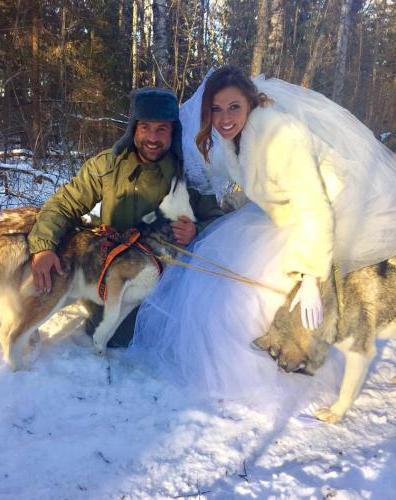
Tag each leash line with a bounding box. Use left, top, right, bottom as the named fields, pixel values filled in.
left=88, top=226, right=287, bottom=296
left=156, top=238, right=287, bottom=295
left=155, top=236, right=254, bottom=280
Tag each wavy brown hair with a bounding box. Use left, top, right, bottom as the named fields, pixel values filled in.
left=196, top=66, right=270, bottom=161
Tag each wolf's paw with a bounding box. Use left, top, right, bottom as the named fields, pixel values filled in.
left=5, top=348, right=28, bottom=372
left=93, top=340, right=106, bottom=356
left=315, top=406, right=344, bottom=424
left=94, top=346, right=106, bottom=357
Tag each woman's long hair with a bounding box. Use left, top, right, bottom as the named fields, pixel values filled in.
left=196, top=66, right=270, bottom=161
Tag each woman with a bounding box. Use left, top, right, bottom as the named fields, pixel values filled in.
left=130, top=66, right=396, bottom=402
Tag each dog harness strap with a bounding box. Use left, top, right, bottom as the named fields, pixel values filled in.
left=97, top=229, right=141, bottom=301
left=134, top=241, right=163, bottom=275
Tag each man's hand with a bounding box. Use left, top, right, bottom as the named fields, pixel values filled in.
left=31, top=250, right=64, bottom=294
left=289, top=274, right=323, bottom=330
left=171, top=215, right=197, bottom=245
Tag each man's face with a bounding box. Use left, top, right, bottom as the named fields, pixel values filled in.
left=134, top=120, right=173, bottom=163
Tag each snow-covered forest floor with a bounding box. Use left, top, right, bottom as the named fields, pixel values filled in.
left=0, top=306, right=395, bottom=500
left=0, top=156, right=395, bottom=499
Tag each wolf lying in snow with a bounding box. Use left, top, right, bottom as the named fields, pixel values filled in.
left=0, top=178, right=194, bottom=371
left=253, top=261, right=396, bottom=423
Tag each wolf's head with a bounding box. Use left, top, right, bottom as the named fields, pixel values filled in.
left=139, top=176, right=195, bottom=259
left=252, top=278, right=338, bottom=375
left=141, top=177, right=196, bottom=226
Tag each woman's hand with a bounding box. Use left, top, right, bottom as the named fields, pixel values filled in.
left=289, top=274, right=323, bottom=330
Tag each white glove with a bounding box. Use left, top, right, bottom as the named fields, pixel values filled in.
left=289, top=274, right=323, bottom=330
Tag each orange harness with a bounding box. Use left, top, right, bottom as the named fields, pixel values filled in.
left=94, top=224, right=162, bottom=302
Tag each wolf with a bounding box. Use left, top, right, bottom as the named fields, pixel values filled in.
left=0, top=178, right=195, bottom=371
left=253, top=261, right=396, bottom=423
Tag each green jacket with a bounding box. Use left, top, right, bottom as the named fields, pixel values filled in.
left=28, top=149, right=223, bottom=254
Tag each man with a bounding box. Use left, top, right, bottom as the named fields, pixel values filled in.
left=28, top=87, right=222, bottom=346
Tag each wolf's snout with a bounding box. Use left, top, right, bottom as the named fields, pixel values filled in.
left=278, top=357, right=291, bottom=371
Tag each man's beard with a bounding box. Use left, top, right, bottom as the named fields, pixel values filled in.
left=134, top=139, right=170, bottom=163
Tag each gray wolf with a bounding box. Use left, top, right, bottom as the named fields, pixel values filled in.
left=253, top=262, right=396, bottom=423
left=0, top=179, right=194, bottom=371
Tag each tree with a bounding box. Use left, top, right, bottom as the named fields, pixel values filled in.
left=251, top=0, right=269, bottom=76
left=332, top=0, right=353, bottom=103
left=152, top=0, right=170, bottom=85
left=300, top=0, right=332, bottom=88
left=30, top=0, right=42, bottom=164
left=267, top=0, right=285, bottom=77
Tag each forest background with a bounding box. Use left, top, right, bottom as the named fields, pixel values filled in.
left=0, top=0, right=395, bottom=190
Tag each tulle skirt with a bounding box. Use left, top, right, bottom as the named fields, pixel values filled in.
left=129, top=203, right=340, bottom=408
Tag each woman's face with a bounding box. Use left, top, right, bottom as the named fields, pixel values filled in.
left=211, top=86, right=250, bottom=141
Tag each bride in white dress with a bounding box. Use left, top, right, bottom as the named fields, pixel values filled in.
left=129, top=66, right=396, bottom=406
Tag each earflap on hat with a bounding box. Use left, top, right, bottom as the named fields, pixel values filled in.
left=112, top=89, right=140, bottom=156
left=171, top=119, right=183, bottom=179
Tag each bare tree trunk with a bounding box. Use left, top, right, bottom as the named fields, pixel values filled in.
left=301, top=33, right=326, bottom=88
left=139, top=0, right=153, bottom=86
left=351, top=18, right=363, bottom=108
left=60, top=4, right=66, bottom=105
left=31, top=0, right=41, bottom=164
left=59, top=3, right=72, bottom=167
left=251, top=0, right=269, bottom=76
left=172, top=0, right=181, bottom=90
left=267, top=0, right=284, bottom=77
left=118, top=0, right=125, bottom=30
left=89, top=29, right=95, bottom=70
left=301, top=0, right=331, bottom=88
left=132, top=0, right=150, bottom=87
left=292, top=2, right=299, bottom=46
left=367, top=2, right=380, bottom=126
left=152, top=0, right=169, bottom=85
left=198, top=0, right=208, bottom=77
left=332, top=0, right=353, bottom=103
left=130, top=0, right=139, bottom=88
left=179, top=2, right=199, bottom=102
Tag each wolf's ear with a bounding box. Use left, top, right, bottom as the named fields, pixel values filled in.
left=158, top=177, right=196, bottom=222
left=142, top=211, right=157, bottom=224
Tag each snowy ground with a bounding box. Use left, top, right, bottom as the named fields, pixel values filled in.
left=0, top=156, right=73, bottom=209
left=0, top=305, right=395, bottom=500
left=1, top=157, right=395, bottom=498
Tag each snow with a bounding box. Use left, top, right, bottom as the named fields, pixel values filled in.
left=1, top=157, right=395, bottom=498
left=0, top=304, right=395, bottom=500
left=0, top=158, right=69, bottom=208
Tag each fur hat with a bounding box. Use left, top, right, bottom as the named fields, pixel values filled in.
left=112, top=88, right=183, bottom=171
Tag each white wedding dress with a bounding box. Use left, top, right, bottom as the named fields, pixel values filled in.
left=130, top=202, right=342, bottom=413
left=129, top=74, right=396, bottom=406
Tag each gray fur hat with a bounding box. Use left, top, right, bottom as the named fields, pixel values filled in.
left=112, top=87, right=183, bottom=172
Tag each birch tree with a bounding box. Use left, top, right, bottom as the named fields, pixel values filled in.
left=251, top=0, right=269, bottom=76
left=267, top=0, right=284, bottom=77
left=130, top=0, right=139, bottom=88
left=152, top=0, right=170, bottom=85
left=332, top=0, right=353, bottom=103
